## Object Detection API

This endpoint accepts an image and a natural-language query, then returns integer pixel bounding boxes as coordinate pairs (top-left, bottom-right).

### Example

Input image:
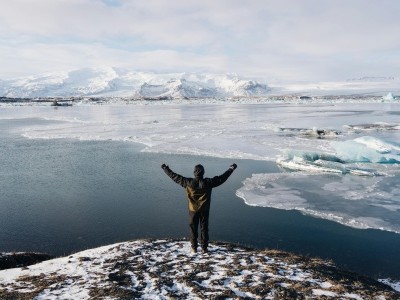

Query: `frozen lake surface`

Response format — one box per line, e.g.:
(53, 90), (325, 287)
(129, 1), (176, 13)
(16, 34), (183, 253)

(1, 102), (400, 279)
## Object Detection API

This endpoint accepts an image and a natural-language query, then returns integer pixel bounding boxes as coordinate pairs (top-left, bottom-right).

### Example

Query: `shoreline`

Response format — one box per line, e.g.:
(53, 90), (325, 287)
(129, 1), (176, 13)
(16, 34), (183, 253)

(1, 239), (399, 299)
(1, 94), (400, 107)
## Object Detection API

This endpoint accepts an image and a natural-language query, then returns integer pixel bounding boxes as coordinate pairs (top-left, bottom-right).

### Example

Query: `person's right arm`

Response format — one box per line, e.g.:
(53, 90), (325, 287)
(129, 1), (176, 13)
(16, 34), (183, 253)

(161, 164), (189, 188)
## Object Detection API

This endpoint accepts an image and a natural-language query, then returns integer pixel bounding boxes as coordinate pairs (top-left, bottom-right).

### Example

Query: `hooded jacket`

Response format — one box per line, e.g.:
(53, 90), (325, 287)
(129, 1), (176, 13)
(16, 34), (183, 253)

(162, 165), (233, 212)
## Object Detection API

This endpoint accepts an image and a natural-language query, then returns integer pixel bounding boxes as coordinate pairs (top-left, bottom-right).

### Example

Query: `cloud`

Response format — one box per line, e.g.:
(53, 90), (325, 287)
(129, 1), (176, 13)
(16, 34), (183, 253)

(0, 0), (399, 80)
(263, 1), (400, 55)
(0, 42), (230, 77)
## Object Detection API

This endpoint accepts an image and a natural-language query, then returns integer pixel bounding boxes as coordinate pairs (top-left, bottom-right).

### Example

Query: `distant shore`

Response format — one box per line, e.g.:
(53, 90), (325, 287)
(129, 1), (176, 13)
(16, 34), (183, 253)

(0, 94), (399, 107)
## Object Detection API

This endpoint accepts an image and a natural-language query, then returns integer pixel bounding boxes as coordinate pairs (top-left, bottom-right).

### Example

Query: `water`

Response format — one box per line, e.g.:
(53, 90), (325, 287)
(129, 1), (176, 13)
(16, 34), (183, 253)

(1, 117), (400, 280)
(7, 103), (400, 235)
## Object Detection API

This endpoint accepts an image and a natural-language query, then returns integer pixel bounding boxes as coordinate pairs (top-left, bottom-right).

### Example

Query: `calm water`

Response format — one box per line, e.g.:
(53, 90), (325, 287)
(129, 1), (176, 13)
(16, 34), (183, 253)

(1, 118), (399, 279)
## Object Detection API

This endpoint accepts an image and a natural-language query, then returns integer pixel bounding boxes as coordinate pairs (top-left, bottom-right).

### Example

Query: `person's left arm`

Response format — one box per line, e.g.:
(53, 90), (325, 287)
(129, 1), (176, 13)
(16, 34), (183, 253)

(210, 163), (237, 188)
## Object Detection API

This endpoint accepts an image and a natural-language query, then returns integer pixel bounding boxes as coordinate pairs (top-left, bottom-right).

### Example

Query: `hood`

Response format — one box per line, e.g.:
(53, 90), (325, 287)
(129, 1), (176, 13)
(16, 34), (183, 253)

(193, 164), (205, 178)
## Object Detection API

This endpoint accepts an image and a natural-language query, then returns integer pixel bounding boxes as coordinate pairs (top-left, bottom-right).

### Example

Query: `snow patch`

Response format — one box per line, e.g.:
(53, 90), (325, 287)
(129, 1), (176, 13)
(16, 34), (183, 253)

(312, 289), (337, 297)
(379, 278), (400, 292)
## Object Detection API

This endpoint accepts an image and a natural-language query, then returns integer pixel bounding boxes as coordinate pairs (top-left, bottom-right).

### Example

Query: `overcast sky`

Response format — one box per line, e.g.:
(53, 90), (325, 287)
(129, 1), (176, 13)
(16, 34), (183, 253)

(0, 0), (399, 81)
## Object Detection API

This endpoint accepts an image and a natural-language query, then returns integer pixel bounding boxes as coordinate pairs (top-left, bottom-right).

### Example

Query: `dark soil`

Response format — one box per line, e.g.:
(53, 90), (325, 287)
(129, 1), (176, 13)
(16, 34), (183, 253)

(0, 252), (53, 270)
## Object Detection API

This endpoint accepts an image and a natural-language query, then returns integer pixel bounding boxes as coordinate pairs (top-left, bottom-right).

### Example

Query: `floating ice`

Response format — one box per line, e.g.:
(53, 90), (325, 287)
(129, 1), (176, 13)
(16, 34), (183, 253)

(237, 172), (400, 233)
(1, 103), (399, 234)
(383, 92), (397, 101)
(236, 173), (309, 210)
(332, 136), (400, 164)
(276, 147), (391, 176)
(277, 135), (399, 177)
(275, 127), (340, 139)
(277, 151), (345, 174)
(344, 122), (400, 132)
(354, 136), (399, 153)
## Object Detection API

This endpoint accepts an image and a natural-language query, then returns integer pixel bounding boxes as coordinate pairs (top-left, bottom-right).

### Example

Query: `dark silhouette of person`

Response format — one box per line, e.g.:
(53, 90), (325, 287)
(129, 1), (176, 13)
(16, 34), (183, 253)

(161, 163), (237, 253)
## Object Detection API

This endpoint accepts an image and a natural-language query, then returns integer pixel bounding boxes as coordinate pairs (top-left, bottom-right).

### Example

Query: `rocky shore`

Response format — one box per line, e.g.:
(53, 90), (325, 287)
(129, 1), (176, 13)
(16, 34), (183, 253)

(0, 239), (398, 299)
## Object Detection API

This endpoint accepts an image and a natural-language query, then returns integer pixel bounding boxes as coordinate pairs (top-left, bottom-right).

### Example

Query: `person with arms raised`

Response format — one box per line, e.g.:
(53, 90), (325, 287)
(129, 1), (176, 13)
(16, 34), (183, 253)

(161, 163), (237, 253)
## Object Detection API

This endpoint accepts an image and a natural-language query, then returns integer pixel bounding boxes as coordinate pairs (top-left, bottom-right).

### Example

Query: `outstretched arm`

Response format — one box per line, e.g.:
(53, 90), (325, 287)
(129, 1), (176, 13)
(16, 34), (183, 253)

(211, 163), (237, 188)
(161, 164), (189, 188)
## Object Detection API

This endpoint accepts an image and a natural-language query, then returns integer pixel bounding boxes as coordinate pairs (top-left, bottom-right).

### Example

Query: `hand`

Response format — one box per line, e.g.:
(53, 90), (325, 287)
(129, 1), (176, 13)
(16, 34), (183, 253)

(230, 163), (237, 170)
(161, 164), (168, 170)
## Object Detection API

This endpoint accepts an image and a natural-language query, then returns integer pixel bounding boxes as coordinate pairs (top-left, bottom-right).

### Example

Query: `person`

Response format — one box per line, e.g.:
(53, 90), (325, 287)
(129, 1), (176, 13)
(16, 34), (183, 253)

(161, 163), (237, 253)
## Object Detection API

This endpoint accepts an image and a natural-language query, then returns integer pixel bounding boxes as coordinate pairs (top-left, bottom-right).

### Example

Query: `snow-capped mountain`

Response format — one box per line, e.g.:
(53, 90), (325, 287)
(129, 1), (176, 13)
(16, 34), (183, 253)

(0, 67), (270, 98)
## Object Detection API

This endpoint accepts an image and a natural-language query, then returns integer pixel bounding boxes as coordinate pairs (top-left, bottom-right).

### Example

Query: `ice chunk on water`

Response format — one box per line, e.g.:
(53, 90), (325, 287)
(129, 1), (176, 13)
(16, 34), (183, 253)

(276, 149), (385, 176)
(382, 92), (397, 101)
(277, 136), (399, 176)
(277, 158), (345, 174)
(354, 136), (400, 153)
(332, 137), (400, 163)
(344, 122), (400, 132)
(236, 173), (309, 210)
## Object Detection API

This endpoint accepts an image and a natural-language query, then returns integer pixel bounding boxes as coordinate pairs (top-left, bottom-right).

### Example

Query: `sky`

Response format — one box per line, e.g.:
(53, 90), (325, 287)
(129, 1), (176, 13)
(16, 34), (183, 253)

(0, 0), (399, 81)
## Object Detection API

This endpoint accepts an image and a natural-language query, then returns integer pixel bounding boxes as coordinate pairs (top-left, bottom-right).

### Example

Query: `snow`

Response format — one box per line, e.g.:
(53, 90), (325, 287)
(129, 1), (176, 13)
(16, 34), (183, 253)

(379, 278), (400, 293)
(312, 288), (337, 297)
(0, 67), (271, 98)
(270, 77), (400, 97)
(343, 293), (364, 300)
(1, 67), (400, 99)
(0, 240), (395, 299)
(320, 281), (334, 289)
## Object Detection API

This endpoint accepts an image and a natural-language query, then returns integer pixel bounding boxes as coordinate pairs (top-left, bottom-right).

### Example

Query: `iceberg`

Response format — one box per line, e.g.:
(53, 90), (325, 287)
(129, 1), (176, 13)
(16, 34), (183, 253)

(332, 136), (400, 164)
(276, 147), (388, 176)
(383, 92), (397, 101)
(277, 151), (346, 174)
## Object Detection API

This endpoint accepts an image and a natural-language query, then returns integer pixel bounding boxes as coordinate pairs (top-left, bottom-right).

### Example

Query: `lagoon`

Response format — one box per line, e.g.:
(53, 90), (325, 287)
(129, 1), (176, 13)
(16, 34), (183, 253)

(1, 116), (400, 280)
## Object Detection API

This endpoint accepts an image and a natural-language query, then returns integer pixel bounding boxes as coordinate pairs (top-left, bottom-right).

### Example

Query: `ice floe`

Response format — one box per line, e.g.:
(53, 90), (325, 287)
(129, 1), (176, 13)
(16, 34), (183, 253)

(237, 172), (400, 233)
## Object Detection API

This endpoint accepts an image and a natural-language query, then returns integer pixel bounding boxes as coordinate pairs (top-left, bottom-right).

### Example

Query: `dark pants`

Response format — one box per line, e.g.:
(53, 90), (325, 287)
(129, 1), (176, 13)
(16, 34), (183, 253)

(189, 209), (209, 250)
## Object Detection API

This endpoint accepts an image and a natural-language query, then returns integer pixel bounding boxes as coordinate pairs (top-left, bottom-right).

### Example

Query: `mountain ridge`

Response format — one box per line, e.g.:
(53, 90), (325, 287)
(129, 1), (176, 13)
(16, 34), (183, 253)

(0, 67), (271, 98)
